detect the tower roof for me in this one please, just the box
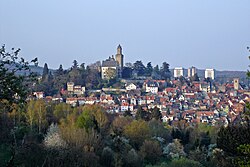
[117,44,122,49]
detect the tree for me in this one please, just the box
[93,107,109,134]
[76,110,97,132]
[160,62,171,80]
[85,66,101,89]
[135,106,150,120]
[152,65,161,79]
[139,140,162,165]
[52,65,67,94]
[0,45,37,107]
[168,158,204,167]
[133,61,146,76]
[112,116,133,135]
[145,62,153,77]
[41,63,49,82]
[35,99,47,134]
[26,100,36,131]
[163,139,186,159]
[53,103,72,122]
[44,123,67,149]
[106,68,117,80]
[26,99,47,133]
[122,66,132,78]
[217,124,250,156]
[124,120,150,149]
[151,107,162,120]
[0,45,37,166]
[148,119,171,142]
[125,149,141,167]
[72,60,78,69]
[100,146,114,167]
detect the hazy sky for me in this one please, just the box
[1,0,250,71]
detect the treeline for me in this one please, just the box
[1,100,250,167]
[33,60,172,96]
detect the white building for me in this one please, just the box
[188,66,197,77]
[145,81,159,94]
[174,67,184,78]
[126,83,137,91]
[205,69,215,80]
[67,82,74,92]
[73,85,85,95]
[101,56,118,79]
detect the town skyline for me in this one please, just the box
[1,0,250,71]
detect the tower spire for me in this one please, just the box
[117,44,122,54]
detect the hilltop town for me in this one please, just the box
[32,45,249,126]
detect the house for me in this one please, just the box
[73,85,85,96]
[138,97,146,105]
[85,97,98,105]
[146,96,155,104]
[67,82,74,93]
[120,102,134,112]
[130,97,137,105]
[164,88,177,95]
[145,81,159,94]
[126,83,137,91]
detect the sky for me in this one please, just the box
[1,0,250,71]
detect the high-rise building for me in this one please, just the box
[174,67,184,78]
[205,69,215,80]
[188,66,197,77]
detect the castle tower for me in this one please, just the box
[115,44,124,70]
[233,78,239,90]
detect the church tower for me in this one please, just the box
[115,44,124,70]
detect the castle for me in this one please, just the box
[101,45,124,79]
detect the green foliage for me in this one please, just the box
[168,158,204,167]
[125,149,142,167]
[140,140,162,165]
[122,66,133,78]
[145,62,153,76]
[124,120,150,149]
[136,106,150,120]
[149,120,170,140]
[133,60,146,76]
[112,116,133,136]
[100,146,114,167]
[0,144,12,167]
[160,62,171,80]
[76,110,97,131]
[217,124,250,156]
[151,107,162,120]
[235,144,250,166]
[53,103,72,122]
[0,45,37,107]
[152,65,161,79]
[26,99,47,133]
